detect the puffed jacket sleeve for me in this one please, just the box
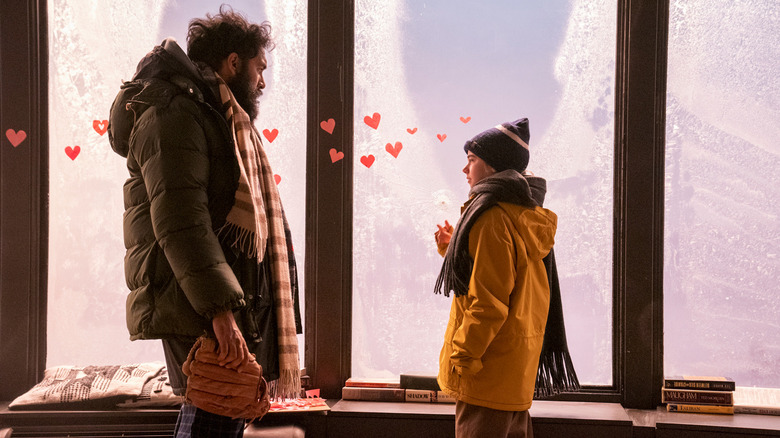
[449,210,516,375]
[132,102,244,320]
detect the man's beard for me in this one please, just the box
[227,66,262,121]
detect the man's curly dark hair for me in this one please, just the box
[187,4,273,71]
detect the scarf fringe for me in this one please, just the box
[534,350,581,399]
[216,222,262,260]
[267,370,303,400]
[434,251,471,297]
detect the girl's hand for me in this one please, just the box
[435,220,454,246]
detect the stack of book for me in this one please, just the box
[341,377,404,402]
[341,374,455,404]
[662,376,736,415]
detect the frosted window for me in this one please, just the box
[47,0,307,367]
[352,0,616,385]
[664,1,779,388]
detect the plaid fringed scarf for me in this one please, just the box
[212,71,301,399]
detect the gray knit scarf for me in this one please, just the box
[434,170,537,297]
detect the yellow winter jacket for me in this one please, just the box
[437,202,557,411]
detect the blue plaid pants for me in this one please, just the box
[174,403,246,438]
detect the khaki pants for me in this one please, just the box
[455,401,533,438]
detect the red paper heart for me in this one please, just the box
[360,154,375,168]
[5,129,27,147]
[363,112,381,130]
[407,128,417,134]
[274,174,282,185]
[263,128,279,143]
[460,116,471,124]
[385,142,403,158]
[320,118,335,134]
[93,119,108,135]
[65,145,81,160]
[329,148,344,163]
[437,134,447,142]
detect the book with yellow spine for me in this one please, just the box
[666,403,734,415]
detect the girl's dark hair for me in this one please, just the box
[187,4,273,70]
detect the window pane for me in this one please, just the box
[352,0,616,385]
[664,1,779,388]
[47,0,307,367]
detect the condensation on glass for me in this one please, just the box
[664,0,779,388]
[46,0,307,367]
[352,0,616,385]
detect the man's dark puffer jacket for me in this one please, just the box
[108,40,247,342]
[110,40,305,381]
[108,39,261,341]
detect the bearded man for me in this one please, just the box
[108,6,301,436]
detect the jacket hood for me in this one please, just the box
[524,173,547,207]
[468,169,556,261]
[510,202,557,262]
[133,38,202,83]
[108,38,215,158]
[519,172,554,260]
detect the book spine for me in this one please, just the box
[662,389,734,405]
[664,379,736,391]
[405,389,433,403]
[345,380,401,388]
[341,387,405,402]
[404,389,456,404]
[667,403,734,415]
[436,391,457,404]
[734,405,780,416]
[400,374,441,391]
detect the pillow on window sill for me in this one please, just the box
[9,362,180,410]
[116,367,183,409]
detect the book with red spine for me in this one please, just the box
[345,377,401,388]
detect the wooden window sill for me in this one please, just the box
[2,400,779,437]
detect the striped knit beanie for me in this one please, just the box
[463,118,530,173]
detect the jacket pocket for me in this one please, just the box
[447,365,462,388]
